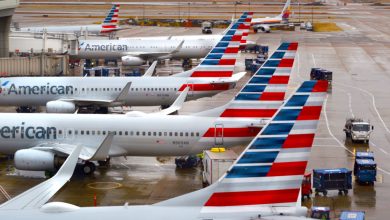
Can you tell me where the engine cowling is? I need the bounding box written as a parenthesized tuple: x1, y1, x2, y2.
(14, 149, 57, 171)
(259, 25, 271, 33)
(121, 56, 145, 66)
(46, 100, 76, 113)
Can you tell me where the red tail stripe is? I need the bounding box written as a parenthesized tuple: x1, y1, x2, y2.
(231, 35, 243, 41)
(269, 75, 290, 84)
(203, 127, 261, 138)
(114, 9, 119, 12)
(282, 134, 315, 148)
(102, 25, 117, 28)
(259, 92, 285, 101)
(287, 43, 298, 50)
(218, 59, 236, 65)
(178, 83, 231, 92)
(204, 188, 299, 206)
(278, 58, 294, 68)
(224, 47, 239, 53)
(297, 106, 322, 120)
(313, 80, 328, 92)
(191, 71, 233, 77)
(220, 109, 277, 118)
(267, 161, 308, 177)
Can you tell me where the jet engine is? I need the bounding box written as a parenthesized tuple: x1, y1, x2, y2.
(254, 25, 271, 33)
(121, 56, 145, 66)
(46, 100, 76, 113)
(14, 149, 60, 171)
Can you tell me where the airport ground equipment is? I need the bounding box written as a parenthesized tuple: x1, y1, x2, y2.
(310, 68, 332, 92)
(343, 118, 373, 143)
(339, 211, 365, 220)
(201, 22, 212, 34)
(202, 148, 237, 186)
(301, 173, 312, 200)
(313, 168, 352, 196)
(354, 153, 376, 184)
(175, 155, 200, 169)
(310, 207, 330, 220)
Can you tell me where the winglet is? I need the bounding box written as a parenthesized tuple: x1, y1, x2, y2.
(143, 61, 158, 77)
(152, 87, 189, 115)
(114, 82, 132, 102)
(0, 146, 82, 210)
(83, 132, 114, 161)
(171, 40, 185, 54)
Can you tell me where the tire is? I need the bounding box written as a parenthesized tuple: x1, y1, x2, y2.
(323, 190, 327, 196)
(343, 189, 348, 195)
(338, 190, 343, 195)
(83, 162, 96, 175)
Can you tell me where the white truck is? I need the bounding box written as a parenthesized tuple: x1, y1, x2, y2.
(201, 21, 212, 34)
(344, 118, 374, 143)
(202, 149, 237, 186)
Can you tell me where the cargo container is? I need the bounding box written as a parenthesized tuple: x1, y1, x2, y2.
(202, 149, 237, 186)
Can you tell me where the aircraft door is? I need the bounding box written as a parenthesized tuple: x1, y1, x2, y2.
(188, 84, 194, 97)
(214, 124, 224, 146)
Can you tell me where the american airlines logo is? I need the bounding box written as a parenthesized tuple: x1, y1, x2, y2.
(0, 81, 9, 94)
(4, 82, 74, 95)
(80, 42, 128, 51)
(0, 122, 57, 140)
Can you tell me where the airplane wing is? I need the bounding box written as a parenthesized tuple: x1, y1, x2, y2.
(151, 87, 189, 115)
(60, 82, 132, 105)
(0, 146, 82, 210)
(143, 61, 158, 77)
(32, 132, 114, 161)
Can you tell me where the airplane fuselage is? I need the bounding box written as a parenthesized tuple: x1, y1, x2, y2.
(0, 113, 257, 156)
(0, 77, 235, 107)
(15, 25, 117, 34)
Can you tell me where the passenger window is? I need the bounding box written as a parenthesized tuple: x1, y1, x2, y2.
(102, 131, 106, 135)
(68, 130, 72, 135)
(103, 88, 106, 91)
(119, 131, 122, 135)
(196, 132, 200, 137)
(169, 132, 172, 136)
(148, 132, 151, 136)
(97, 131, 101, 135)
(92, 131, 95, 135)
(153, 132, 156, 136)
(136, 131, 139, 136)
(180, 132, 183, 137)
(159, 132, 162, 136)
(185, 132, 188, 136)
(75, 130, 78, 135)
(175, 132, 178, 136)
(164, 132, 167, 136)
(130, 131, 134, 136)
(142, 132, 146, 136)
(125, 131, 128, 135)
(59, 130, 63, 135)
(86, 131, 90, 135)
(191, 132, 194, 137)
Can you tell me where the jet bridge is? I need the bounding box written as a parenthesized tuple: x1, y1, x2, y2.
(0, 0, 19, 57)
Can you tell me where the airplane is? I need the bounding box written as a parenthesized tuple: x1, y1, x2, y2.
(0, 79, 328, 220)
(13, 4, 121, 34)
(76, 17, 255, 66)
(0, 12, 252, 113)
(0, 41, 298, 175)
(251, 0, 291, 33)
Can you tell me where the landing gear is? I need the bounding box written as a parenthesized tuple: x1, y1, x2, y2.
(98, 158, 111, 167)
(182, 58, 192, 70)
(16, 106, 37, 113)
(83, 162, 96, 175)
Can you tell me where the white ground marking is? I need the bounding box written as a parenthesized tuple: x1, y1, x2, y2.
(311, 53, 317, 67)
(335, 82, 390, 134)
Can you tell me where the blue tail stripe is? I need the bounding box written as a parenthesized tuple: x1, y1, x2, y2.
(277, 43, 291, 50)
(238, 151, 279, 164)
(274, 109, 301, 121)
(263, 60, 281, 68)
(205, 54, 223, 59)
(201, 60, 220, 65)
(210, 48, 226, 53)
(226, 166, 271, 178)
(285, 95, 309, 107)
(250, 137, 286, 150)
(270, 51, 286, 59)
(241, 85, 266, 93)
(255, 68, 276, 76)
(249, 76, 270, 84)
(297, 81, 316, 92)
(262, 123, 294, 135)
(215, 42, 230, 48)
(235, 93, 261, 101)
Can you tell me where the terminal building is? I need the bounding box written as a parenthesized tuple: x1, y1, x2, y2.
(0, 0, 19, 57)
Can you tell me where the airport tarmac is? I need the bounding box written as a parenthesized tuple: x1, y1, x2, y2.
(1, 2, 390, 219)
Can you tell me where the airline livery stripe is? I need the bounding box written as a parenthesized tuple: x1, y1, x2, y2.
(220, 109, 277, 118)
(204, 189, 300, 206)
(191, 71, 233, 77)
(266, 161, 308, 177)
(282, 134, 315, 148)
(202, 127, 261, 138)
(178, 83, 231, 92)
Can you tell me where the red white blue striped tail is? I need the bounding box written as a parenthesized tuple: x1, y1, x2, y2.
(220, 42, 298, 119)
(155, 80, 327, 218)
(174, 12, 252, 78)
(101, 4, 120, 33)
(200, 80, 327, 214)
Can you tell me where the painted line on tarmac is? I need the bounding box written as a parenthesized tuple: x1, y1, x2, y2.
(0, 185, 11, 200)
(324, 96, 390, 176)
(120, 163, 131, 169)
(296, 52, 304, 82)
(334, 82, 390, 134)
(311, 53, 317, 67)
(371, 142, 389, 155)
(313, 144, 342, 148)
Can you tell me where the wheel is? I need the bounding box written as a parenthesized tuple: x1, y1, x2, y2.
(98, 158, 110, 167)
(315, 189, 319, 196)
(323, 190, 327, 196)
(338, 190, 343, 195)
(83, 162, 96, 175)
(343, 189, 348, 195)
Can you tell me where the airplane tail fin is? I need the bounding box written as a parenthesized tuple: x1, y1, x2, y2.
(278, 0, 291, 20)
(173, 12, 252, 78)
(156, 80, 328, 217)
(101, 4, 120, 33)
